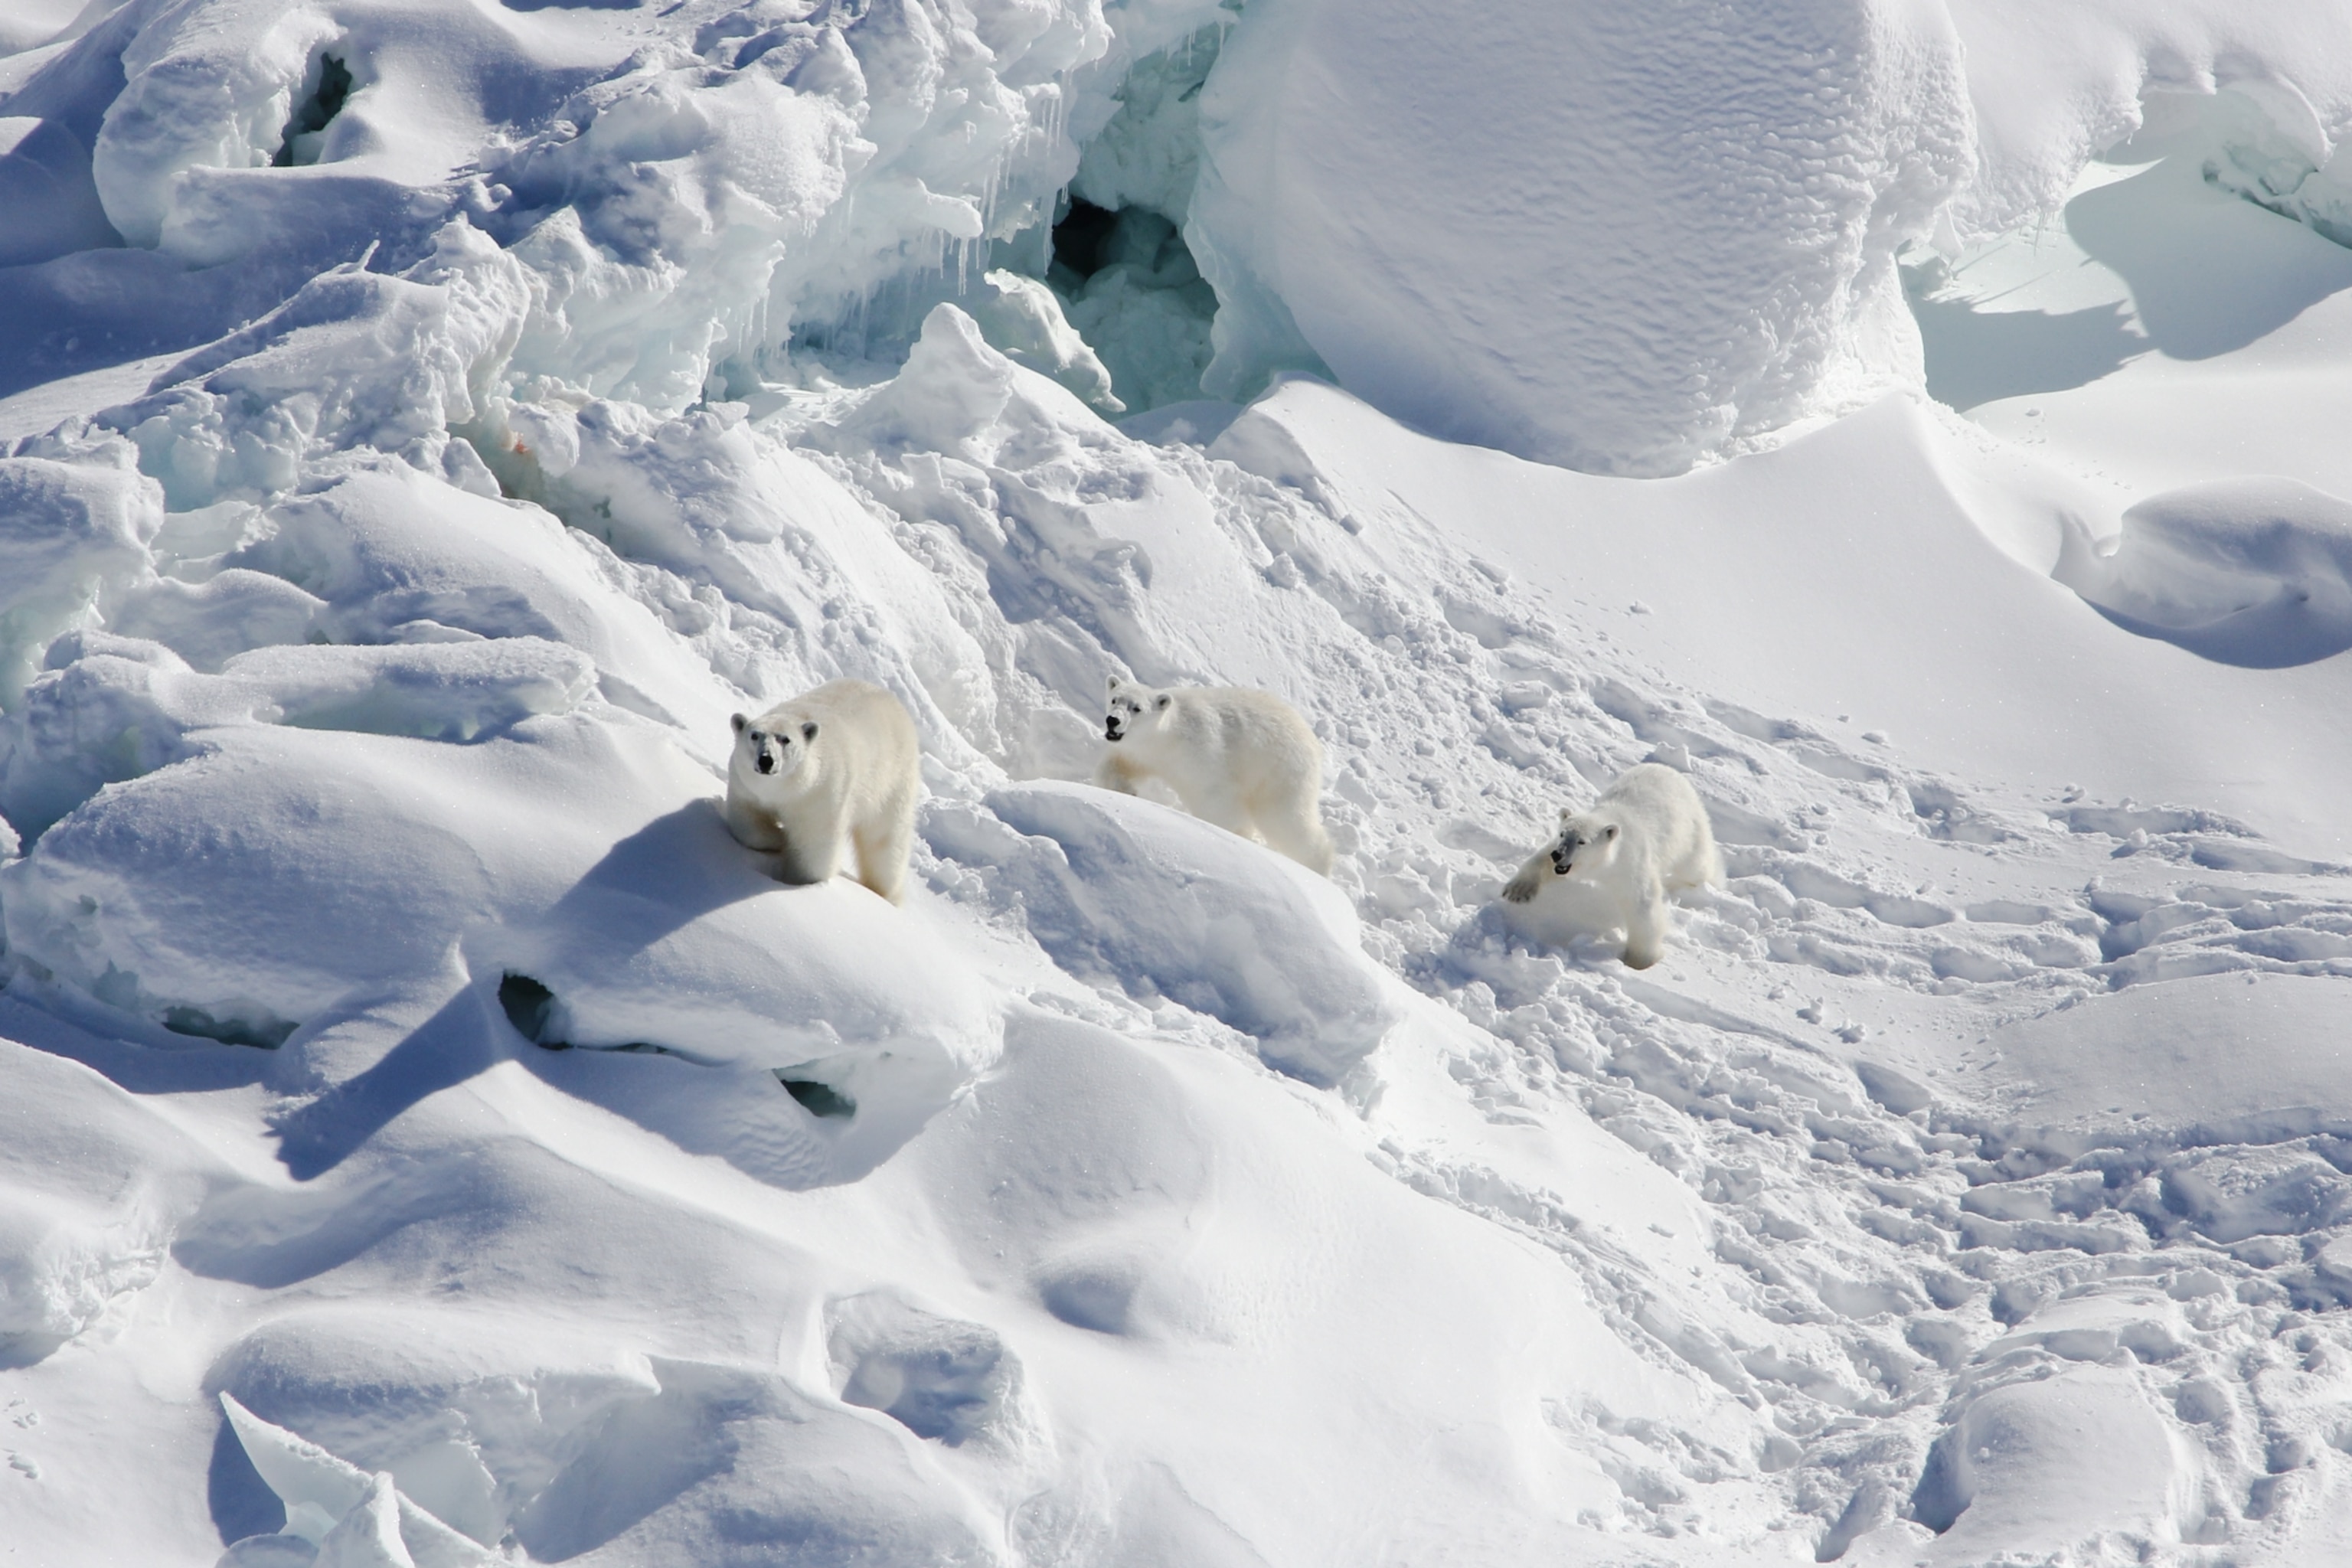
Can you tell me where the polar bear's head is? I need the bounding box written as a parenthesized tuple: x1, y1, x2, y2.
(1103, 675, 1173, 743)
(1549, 812, 1620, 879)
(731, 709, 820, 784)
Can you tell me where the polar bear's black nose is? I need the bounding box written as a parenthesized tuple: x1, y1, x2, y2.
(1105, 720, 1122, 741)
(755, 750, 777, 774)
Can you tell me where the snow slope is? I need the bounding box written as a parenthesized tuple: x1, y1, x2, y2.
(4, 2, 2352, 1566)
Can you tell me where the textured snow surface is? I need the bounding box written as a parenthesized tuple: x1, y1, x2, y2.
(7, 1, 2352, 1566)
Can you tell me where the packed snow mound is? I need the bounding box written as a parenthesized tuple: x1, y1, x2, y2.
(2057, 477, 2352, 668)
(1910, 1367, 2207, 1555)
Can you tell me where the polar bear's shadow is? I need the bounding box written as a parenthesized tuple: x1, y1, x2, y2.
(537, 797, 798, 961)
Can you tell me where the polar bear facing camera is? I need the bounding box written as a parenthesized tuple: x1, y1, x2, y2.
(1501, 763, 1720, 968)
(1094, 676, 1334, 874)
(727, 678, 920, 903)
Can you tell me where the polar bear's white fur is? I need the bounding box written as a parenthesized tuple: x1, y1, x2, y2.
(726, 678, 920, 903)
(1093, 676, 1334, 874)
(1501, 763, 1720, 968)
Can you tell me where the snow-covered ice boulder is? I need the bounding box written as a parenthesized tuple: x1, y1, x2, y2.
(210, 1307, 664, 1555)
(0, 1186, 165, 1355)
(211, 466, 727, 734)
(1187, 0, 1972, 474)
(218, 1392, 499, 1565)
(0, 631, 596, 840)
(502, 1357, 1004, 1566)
(0, 718, 694, 1044)
(0, 446, 162, 704)
(483, 792, 1002, 1169)
(4, 707, 999, 1144)
(2057, 475, 2352, 667)
(946, 781, 1398, 1085)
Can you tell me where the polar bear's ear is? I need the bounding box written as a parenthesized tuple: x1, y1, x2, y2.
(730, 712, 747, 735)
(802, 720, 819, 742)
(1107, 675, 1125, 692)
(1601, 823, 1620, 841)
(1154, 694, 1171, 709)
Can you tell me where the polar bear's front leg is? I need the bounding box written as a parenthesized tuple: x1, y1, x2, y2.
(1501, 851, 1552, 904)
(1620, 893, 1669, 969)
(725, 797, 789, 853)
(773, 818, 844, 887)
(1093, 750, 1146, 795)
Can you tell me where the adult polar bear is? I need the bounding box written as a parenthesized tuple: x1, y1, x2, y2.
(726, 679, 920, 903)
(1502, 763, 1720, 968)
(1095, 676, 1335, 874)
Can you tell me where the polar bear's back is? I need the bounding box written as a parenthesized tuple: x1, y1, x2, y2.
(1182, 684, 1317, 748)
(1181, 686, 1321, 779)
(792, 677, 915, 742)
(790, 678, 918, 785)
(1596, 763, 1718, 887)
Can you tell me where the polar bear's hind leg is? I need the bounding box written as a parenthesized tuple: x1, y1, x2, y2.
(854, 812, 913, 903)
(1179, 779, 1256, 840)
(1254, 792, 1335, 874)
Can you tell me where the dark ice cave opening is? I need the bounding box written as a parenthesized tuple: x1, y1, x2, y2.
(273, 54, 354, 168)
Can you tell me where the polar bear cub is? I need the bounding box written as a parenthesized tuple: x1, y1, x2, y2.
(1094, 676, 1334, 874)
(726, 678, 920, 903)
(1501, 763, 1720, 968)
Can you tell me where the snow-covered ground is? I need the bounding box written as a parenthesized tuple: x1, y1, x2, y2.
(7, 2, 2352, 1564)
